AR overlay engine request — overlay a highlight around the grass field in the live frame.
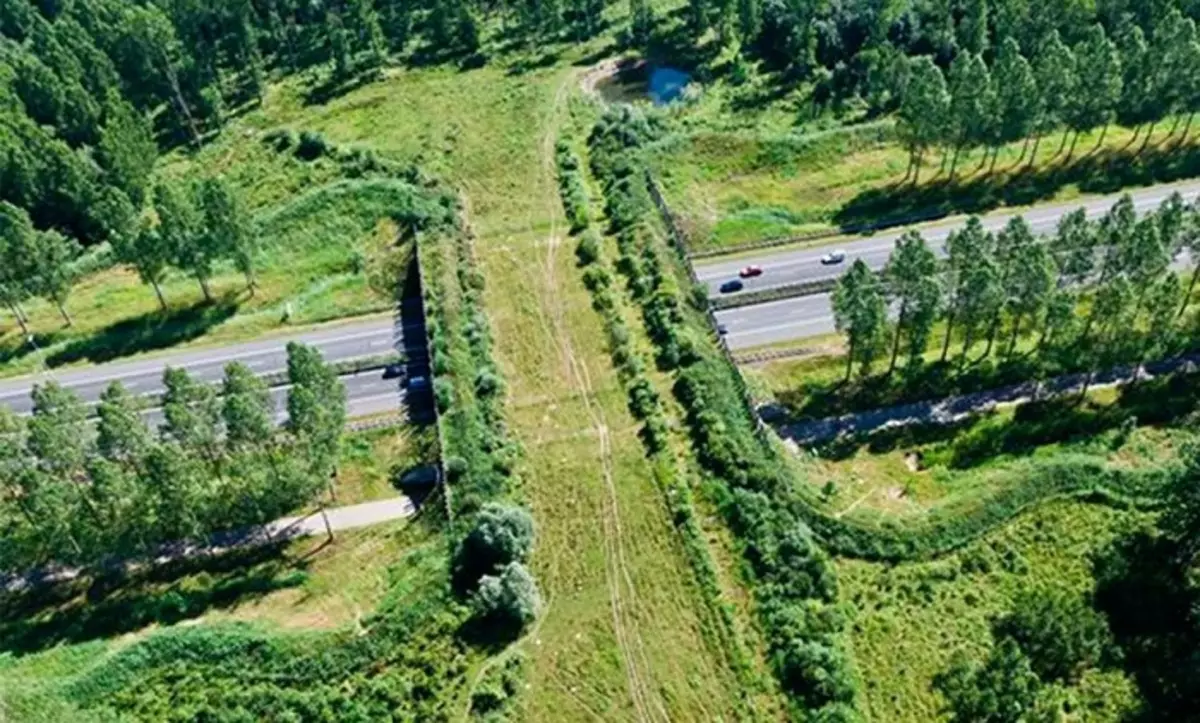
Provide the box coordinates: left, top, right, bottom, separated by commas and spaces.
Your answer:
450, 64, 767, 719
652, 104, 1200, 252
840, 500, 1147, 722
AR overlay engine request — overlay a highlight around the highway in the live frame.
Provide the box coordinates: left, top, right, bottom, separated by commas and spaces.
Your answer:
696, 177, 1200, 299
0, 315, 407, 415
717, 294, 836, 351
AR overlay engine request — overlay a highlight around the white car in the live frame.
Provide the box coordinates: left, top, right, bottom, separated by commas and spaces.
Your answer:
820, 250, 847, 265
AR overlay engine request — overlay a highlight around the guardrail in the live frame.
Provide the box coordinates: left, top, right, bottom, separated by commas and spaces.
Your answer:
645, 170, 770, 442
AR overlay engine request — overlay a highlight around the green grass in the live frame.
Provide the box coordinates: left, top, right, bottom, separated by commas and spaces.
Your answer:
652, 101, 1200, 252
792, 390, 1191, 523
840, 500, 1147, 722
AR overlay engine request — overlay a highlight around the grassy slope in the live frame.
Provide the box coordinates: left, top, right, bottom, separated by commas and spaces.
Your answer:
840, 501, 1145, 722
653, 86, 1200, 252
0, 422, 442, 718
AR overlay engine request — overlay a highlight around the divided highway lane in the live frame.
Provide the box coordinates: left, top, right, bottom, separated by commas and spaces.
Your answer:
717, 294, 835, 351
0, 316, 405, 414
696, 178, 1200, 299
137, 372, 409, 428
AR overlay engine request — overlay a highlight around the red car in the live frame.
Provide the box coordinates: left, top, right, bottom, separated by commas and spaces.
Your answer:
739, 265, 763, 278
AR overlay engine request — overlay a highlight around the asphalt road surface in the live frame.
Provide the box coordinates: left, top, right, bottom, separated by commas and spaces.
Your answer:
0, 315, 406, 415
717, 294, 836, 351
697, 177, 1200, 299
136, 370, 409, 428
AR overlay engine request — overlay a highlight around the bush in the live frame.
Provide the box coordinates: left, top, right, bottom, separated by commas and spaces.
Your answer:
454, 503, 535, 591
575, 228, 602, 265
993, 588, 1112, 684
471, 562, 541, 638
434, 377, 455, 413
296, 130, 330, 160
475, 369, 503, 399
262, 127, 296, 151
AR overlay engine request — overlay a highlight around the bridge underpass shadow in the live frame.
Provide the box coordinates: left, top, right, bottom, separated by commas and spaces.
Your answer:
397, 254, 435, 426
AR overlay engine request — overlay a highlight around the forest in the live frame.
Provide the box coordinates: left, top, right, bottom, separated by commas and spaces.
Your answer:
0, 342, 347, 575
828, 192, 1197, 410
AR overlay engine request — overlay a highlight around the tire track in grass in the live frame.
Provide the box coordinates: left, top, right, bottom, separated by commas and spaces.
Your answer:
535, 72, 667, 723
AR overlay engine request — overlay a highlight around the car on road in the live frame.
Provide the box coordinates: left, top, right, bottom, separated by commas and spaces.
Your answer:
382, 363, 406, 381
717, 323, 728, 335
739, 265, 763, 278
407, 375, 430, 391
719, 279, 745, 293
820, 250, 847, 265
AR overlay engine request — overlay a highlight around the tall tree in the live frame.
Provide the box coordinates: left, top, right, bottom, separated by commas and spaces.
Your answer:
222, 362, 275, 449
1031, 31, 1077, 164
897, 56, 950, 184
1066, 25, 1122, 160
0, 201, 38, 334
113, 220, 173, 311
197, 176, 256, 294
161, 367, 223, 469
946, 51, 993, 180
29, 229, 82, 326
286, 342, 347, 480
883, 231, 941, 374
95, 94, 157, 207
990, 37, 1038, 169
1004, 235, 1055, 356
154, 180, 213, 302
96, 381, 152, 468
28, 382, 92, 480
832, 259, 888, 381
957, 0, 988, 55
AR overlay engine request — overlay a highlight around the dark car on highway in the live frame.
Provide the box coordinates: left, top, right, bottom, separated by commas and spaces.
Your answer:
719, 279, 744, 293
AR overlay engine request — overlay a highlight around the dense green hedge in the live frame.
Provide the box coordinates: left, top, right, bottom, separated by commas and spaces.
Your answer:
589, 106, 859, 721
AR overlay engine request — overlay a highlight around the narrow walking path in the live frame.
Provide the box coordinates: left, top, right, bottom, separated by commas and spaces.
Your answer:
773, 354, 1200, 447
1, 495, 418, 593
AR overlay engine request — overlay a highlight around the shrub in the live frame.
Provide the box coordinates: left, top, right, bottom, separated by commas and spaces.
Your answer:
475, 369, 503, 399
575, 228, 602, 265
262, 127, 296, 151
296, 130, 330, 160
471, 562, 541, 637
434, 378, 455, 413
454, 502, 535, 591
993, 588, 1112, 684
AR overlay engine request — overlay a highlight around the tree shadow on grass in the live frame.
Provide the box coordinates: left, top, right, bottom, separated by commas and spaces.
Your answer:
0, 543, 306, 655
833, 139, 1200, 231
45, 296, 240, 369
811, 372, 1200, 469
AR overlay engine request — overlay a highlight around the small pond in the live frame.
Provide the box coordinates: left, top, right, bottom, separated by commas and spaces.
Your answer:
595, 63, 692, 106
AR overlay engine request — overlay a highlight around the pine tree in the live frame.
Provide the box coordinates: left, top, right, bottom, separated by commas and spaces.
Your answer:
946, 51, 993, 180
883, 231, 941, 375
897, 56, 950, 184
1066, 25, 1122, 160
832, 259, 888, 381
990, 37, 1038, 169
1031, 31, 1076, 165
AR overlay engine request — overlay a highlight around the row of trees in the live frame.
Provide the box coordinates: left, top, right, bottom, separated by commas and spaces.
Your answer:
897, 13, 1200, 182
0, 342, 346, 573
833, 191, 1200, 384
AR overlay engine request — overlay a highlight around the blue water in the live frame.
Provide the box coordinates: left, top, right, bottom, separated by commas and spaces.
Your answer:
647, 67, 690, 105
